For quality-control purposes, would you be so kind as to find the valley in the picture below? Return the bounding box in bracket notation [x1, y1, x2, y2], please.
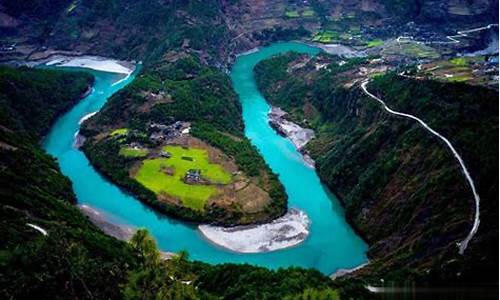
[0, 0, 498, 299]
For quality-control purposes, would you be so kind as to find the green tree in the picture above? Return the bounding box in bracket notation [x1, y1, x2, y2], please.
[285, 288, 340, 300]
[123, 230, 200, 300]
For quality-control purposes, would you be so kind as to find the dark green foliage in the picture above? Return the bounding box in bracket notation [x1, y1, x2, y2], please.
[254, 26, 311, 44]
[195, 264, 335, 299]
[44, 0, 231, 62]
[0, 67, 136, 300]
[254, 54, 498, 284]
[1, 0, 72, 18]
[0, 66, 93, 139]
[123, 230, 364, 300]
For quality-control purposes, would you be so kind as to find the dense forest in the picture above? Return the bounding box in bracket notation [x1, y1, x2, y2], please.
[0, 66, 93, 139]
[0, 66, 135, 299]
[255, 52, 498, 284]
[0, 66, 371, 299]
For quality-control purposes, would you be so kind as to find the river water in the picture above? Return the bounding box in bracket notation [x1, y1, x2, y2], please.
[43, 42, 367, 274]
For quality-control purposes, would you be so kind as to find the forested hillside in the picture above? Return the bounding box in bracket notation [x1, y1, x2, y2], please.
[255, 53, 498, 284]
[0, 66, 92, 138]
[0, 66, 135, 299]
[2, 0, 497, 66]
[0, 65, 370, 299]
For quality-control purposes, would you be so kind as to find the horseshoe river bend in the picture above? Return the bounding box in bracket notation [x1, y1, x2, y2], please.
[42, 42, 368, 274]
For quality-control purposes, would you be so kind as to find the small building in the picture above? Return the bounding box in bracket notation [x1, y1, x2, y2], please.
[185, 169, 201, 184]
[160, 150, 171, 158]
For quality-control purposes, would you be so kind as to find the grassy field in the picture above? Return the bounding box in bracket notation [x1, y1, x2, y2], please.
[133, 145, 232, 210]
[119, 146, 149, 158]
[382, 41, 440, 59]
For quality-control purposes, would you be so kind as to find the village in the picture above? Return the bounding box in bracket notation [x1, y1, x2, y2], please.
[113, 120, 215, 185]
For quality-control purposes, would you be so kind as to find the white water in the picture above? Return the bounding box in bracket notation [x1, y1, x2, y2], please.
[360, 80, 480, 255]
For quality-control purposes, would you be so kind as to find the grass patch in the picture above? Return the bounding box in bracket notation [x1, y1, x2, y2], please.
[110, 128, 129, 137]
[312, 31, 339, 43]
[119, 147, 149, 158]
[450, 57, 468, 66]
[302, 9, 315, 17]
[445, 74, 473, 82]
[366, 39, 384, 48]
[382, 42, 440, 59]
[133, 146, 232, 211]
[285, 10, 300, 18]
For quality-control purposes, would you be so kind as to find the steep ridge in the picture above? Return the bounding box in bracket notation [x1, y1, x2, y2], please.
[0, 66, 136, 299]
[361, 79, 480, 255]
[254, 53, 498, 284]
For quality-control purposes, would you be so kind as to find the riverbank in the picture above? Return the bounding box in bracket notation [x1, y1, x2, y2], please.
[330, 262, 369, 279]
[198, 208, 310, 253]
[302, 42, 365, 58]
[46, 55, 134, 75]
[78, 204, 175, 259]
[268, 106, 315, 167]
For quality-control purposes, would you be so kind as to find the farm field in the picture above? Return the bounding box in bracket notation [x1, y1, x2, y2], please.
[312, 31, 339, 43]
[133, 145, 232, 210]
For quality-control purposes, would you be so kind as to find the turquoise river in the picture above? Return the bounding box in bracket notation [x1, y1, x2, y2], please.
[43, 42, 368, 274]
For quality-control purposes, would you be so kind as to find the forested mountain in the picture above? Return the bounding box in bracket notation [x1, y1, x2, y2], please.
[255, 52, 498, 284]
[1, 0, 497, 64]
[0, 65, 370, 300]
[0, 0, 498, 298]
[0, 66, 135, 299]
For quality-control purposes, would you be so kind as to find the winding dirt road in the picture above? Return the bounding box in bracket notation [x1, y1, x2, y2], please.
[360, 80, 480, 255]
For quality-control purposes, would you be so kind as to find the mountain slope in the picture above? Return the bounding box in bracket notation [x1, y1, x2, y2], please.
[255, 53, 498, 284]
[0, 66, 136, 299]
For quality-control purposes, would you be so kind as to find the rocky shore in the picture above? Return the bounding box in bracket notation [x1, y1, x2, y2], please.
[198, 208, 310, 253]
[268, 106, 315, 167]
[45, 55, 135, 75]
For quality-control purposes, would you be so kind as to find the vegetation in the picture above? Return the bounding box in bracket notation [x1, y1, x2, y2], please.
[81, 56, 287, 225]
[312, 31, 339, 43]
[119, 146, 149, 157]
[111, 128, 129, 137]
[285, 10, 300, 18]
[0, 66, 93, 139]
[134, 146, 232, 210]
[366, 39, 384, 48]
[0, 65, 373, 300]
[0, 66, 136, 299]
[254, 54, 498, 284]
[123, 229, 371, 300]
[381, 41, 440, 59]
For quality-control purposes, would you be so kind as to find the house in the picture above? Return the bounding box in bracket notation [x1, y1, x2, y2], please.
[185, 169, 201, 184]
[160, 150, 171, 158]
